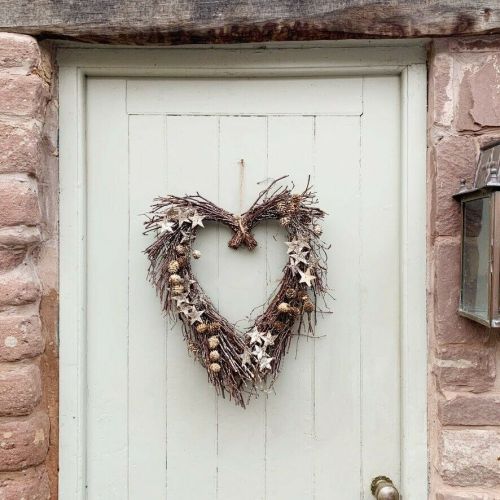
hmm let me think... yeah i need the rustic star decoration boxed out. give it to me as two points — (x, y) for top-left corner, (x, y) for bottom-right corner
(289, 250), (309, 266)
(175, 210), (192, 226)
(262, 332), (277, 348)
(159, 219), (176, 234)
(246, 328), (264, 345)
(240, 349), (252, 367)
(188, 308), (205, 325)
(252, 344), (266, 360)
(174, 294), (190, 307)
(285, 238), (310, 255)
(190, 212), (205, 228)
(259, 356), (274, 372)
(299, 267), (316, 287)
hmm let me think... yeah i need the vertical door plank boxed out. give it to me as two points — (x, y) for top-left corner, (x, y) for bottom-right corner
(266, 116), (315, 500)
(314, 115), (362, 499)
(128, 114), (168, 499)
(360, 76), (401, 496)
(165, 115), (219, 500)
(217, 116), (267, 500)
(86, 78), (129, 499)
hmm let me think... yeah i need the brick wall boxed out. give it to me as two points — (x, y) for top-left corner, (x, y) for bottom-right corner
(429, 36), (500, 499)
(0, 34), (57, 498)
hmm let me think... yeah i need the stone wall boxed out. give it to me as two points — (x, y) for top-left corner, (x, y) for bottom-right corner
(0, 33), (57, 498)
(0, 31), (499, 499)
(429, 36), (500, 499)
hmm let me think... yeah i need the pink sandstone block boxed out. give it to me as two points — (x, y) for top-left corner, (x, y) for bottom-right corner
(0, 176), (40, 228)
(0, 465), (50, 499)
(0, 249), (25, 273)
(0, 315), (44, 362)
(434, 344), (495, 393)
(440, 429), (500, 487)
(0, 121), (42, 174)
(0, 75), (47, 119)
(0, 226), (42, 247)
(0, 364), (41, 417)
(456, 55), (500, 131)
(0, 34), (41, 76)
(0, 411), (49, 471)
(439, 393), (500, 426)
(0, 267), (41, 308)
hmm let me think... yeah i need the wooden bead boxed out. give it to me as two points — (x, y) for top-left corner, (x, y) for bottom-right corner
(167, 260), (180, 273)
(208, 322), (221, 333)
(303, 300), (315, 313)
(277, 302), (291, 313)
(208, 336), (219, 349)
(209, 362), (221, 373)
(175, 244), (187, 255)
(196, 323), (208, 334)
(168, 274), (183, 285)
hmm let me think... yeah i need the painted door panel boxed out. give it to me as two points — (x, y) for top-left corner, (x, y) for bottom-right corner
(85, 74), (401, 499)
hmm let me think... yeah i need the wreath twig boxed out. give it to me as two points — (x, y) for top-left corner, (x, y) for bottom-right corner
(144, 177), (329, 407)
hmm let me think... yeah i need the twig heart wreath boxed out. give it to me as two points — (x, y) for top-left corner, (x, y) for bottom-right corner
(144, 177), (329, 408)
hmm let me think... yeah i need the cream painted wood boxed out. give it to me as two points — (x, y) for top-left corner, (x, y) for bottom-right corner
(216, 116), (267, 500)
(164, 116), (219, 498)
(58, 44), (427, 500)
(85, 79), (130, 498)
(265, 116), (316, 499)
(128, 115), (168, 498)
(359, 76), (401, 492)
(314, 114), (362, 497)
(127, 77), (362, 115)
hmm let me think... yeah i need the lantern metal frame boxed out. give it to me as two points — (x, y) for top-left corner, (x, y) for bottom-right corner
(454, 140), (500, 328)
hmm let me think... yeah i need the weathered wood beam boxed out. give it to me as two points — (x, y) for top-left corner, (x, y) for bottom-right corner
(0, 1), (498, 44)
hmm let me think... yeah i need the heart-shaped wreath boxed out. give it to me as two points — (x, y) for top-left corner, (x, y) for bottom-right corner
(144, 178), (328, 407)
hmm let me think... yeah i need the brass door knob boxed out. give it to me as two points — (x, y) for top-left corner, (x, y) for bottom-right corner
(371, 476), (400, 499)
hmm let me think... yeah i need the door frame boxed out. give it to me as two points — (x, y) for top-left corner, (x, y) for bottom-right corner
(58, 42), (428, 499)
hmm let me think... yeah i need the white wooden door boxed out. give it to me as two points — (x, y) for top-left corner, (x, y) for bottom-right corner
(59, 46), (427, 500)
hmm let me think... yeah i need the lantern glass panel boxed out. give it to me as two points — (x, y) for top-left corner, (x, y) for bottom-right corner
(461, 196), (491, 321)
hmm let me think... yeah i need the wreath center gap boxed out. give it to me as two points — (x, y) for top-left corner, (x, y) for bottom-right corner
(144, 177), (329, 408)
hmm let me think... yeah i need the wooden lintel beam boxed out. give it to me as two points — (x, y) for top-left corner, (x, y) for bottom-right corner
(0, 1), (499, 44)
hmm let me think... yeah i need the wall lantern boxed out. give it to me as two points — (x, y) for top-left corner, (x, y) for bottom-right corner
(454, 141), (500, 327)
